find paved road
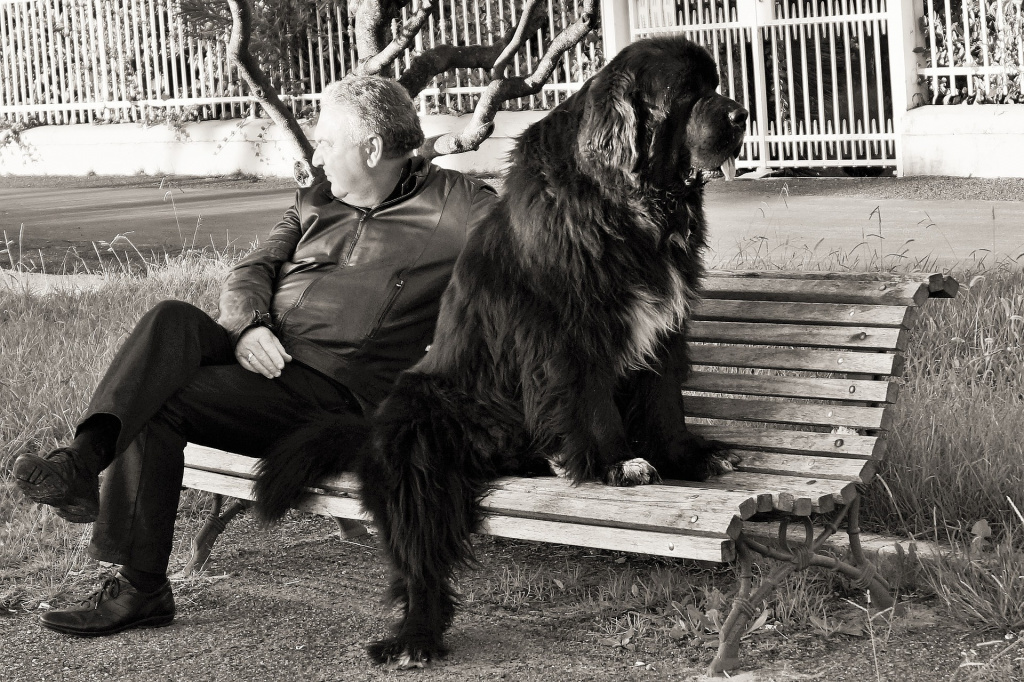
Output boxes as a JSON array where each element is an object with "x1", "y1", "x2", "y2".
[{"x1": 2, "y1": 176, "x2": 1023, "y2": 271}]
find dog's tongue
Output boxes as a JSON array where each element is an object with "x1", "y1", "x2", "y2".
[{"x1": 721, "y1": 156, "x2": 736, "y2": 181}]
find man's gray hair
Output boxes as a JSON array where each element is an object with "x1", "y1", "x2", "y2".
[{"x1": 321, "y1": 76, "x2": 424, "y2": 158}]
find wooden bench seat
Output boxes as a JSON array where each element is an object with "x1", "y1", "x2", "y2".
[{"x1": 180, "y1": 270, "x2": 958, "y2": 676}]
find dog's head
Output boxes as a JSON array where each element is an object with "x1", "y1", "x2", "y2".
[{"x1": 577, "y1": 36, "x2": 747, "y2": 190}]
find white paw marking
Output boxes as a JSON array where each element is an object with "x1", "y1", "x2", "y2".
[
  {"x1": 609, "y1": 458, "x2": 661, "y2": 486},
  {"x1": 390, "y1": 653, "x2": 425, "y2": 670}
]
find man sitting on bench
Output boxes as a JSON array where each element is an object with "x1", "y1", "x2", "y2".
[{"x1": 13, "y1": 75, "x2": 498, "y2": 637}]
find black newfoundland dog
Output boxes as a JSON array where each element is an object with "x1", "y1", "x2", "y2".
[
  {"x1": 251, "y1": 35, "x2": 747, "y2": 668},
  {"x1": 358, "y1": 36, "x2": 747, "y2": 667}
]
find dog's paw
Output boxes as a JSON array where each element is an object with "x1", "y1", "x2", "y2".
[
  {"x1": 367, "y1": 637, "x2": 445, "y2": 670},
  {"x1": 708, "y1": 450, "x2": 742, "y2": 476},
  {"x1": 604, "y1": 458, "x2": 662, "y2": 486}
]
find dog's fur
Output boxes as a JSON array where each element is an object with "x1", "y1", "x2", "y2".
[{"x1": 348, "y1": 36, "x2": 749, "y2": 668}]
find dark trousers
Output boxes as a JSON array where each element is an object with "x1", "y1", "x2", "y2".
[{"x1": 84, "y1": 300, "x2": 361, "y2": 574}]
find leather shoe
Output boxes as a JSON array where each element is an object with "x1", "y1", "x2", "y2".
[
  {"x1": 13, "y1": 447, "x2": 99, "y2": 523},
  {"x1": 40, "y1": 573, "x2": 175, "y2": 636}
]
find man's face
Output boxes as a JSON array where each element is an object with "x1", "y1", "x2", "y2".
[{"x1": 312, "y1": 105, "x2": 371, "y2": 202}]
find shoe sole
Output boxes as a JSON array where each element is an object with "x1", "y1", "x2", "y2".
[
  {"x1": 39, "y1": 613, "x2": 174, "y2": 637},
  {"x1": 13, "y1": 454, "x2": 98, "y2": 523}
]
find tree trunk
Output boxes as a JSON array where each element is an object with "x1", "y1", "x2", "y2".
[{"x1": 225, "y1": 0, "x2": 323, "y2": 186}]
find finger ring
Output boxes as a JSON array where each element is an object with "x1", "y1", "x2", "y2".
[{"x1": 247, "y1": 351, "x2": 254, "y2": 363}]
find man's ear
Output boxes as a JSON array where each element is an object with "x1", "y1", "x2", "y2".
[{"x1": 364, "y1": 135, "x2": 384, "y2": 168}]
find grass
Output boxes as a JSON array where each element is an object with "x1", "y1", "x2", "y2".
[{"x1": 2, "y1": 225, "x2": 1024, "y2": 657}]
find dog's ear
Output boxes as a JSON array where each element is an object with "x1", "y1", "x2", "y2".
[{"x1": 577, "y1": 67, "x2": 639, "y2": 182}]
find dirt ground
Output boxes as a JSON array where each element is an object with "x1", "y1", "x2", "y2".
[{"x1": 0, "y1": 509, "x2": 985, "y2": 682}]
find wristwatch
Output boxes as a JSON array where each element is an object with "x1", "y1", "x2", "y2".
[{"x1": 241, "y1": 309, "x2": 273, "y2": 335}]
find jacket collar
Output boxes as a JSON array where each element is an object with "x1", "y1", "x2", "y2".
[{"x1": 319, "y1": 156, "x2": 431, "y2": 206}]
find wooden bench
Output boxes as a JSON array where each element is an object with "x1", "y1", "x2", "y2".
[{"x1": 180, "y1": 270, "x2": 958, "y2": 676}]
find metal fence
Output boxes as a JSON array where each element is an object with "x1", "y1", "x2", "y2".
[
  {"x1": 0, "y1": 0, "x2": 599, "y2": 125},
  {"x1": 633, "y1": 0, "x2": 898, "y2": 170},
  {"x1": 919, "y1": 0, "x2": 1023, "y2": 104}
]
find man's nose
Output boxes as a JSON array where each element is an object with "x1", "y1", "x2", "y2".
[{"x1": 312, "y1": 147, "x2": 323, "y2": 167}]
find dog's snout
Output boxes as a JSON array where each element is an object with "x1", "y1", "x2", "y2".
[{"x1": 729, "y1": 107, "x2": 748, "y2": 127}]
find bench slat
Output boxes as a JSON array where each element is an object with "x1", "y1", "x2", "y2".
[
  {"x1": 684, "y1": 396, "x2": 891, "y2": 430},
  {"x1": 679, "y1": 473, "x2": 858, "y2": 515},
  {"x1": 694, "y1": 299, "x2": 915, "y2": 328},
  {"x1": 689, "y1": 321, "x2": 906, "y2": 351},
  {"x1": 688, "y1": 425, "x2": 883, "y2": 459},
  {"x1": 183, "y1": 446, "x2": 751, "y2": 538},
  {"x1": 480, "y1": 516, "x2": 735, "y2": 563},
  {"x1": 181, "y1": 458, "x2": 738, "y2": 563},
  {"x1": 706, "y1": 270, "x2": 959, "y2": 299},
  {"x1": 490, "y1": 478, "x2": 758, "y2": 520},
  {"x1": 689, "y1": 345, "x2": 902, "y2": 376},
  {"x1": 702, "y1": 277, "x2": 931, "y2": 306},
  {"x1": 729, "y1": 449, "x2": 877, "y2": 482},
  {"x1": 482, "y1": 488, "x2": 743, "y2": 539},
  {"x1": 682, "y1": 371, "x2": 896, "y2": 403}
]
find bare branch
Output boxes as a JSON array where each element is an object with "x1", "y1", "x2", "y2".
[
  {"x1": 398, "y1": 0, "x2": 547, "y2": 96},
  {"x1": 419, "y1": 0, "x2": 599, "y2": 160},
  {"x1": 490, "y1": 0, "x2": 546, "y2": 78},
  {"x1": 225, "y1": 0, "x2": 322, "y2": 186},
  {"x1": 357, "y1": 0, "x2": 438, "y2": 76},
  {"x1": 352, "y1": 0, "x2": 411, "y2": 66}
]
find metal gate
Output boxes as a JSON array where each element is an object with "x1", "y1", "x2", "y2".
[{"x1": 630, "y1": 0, "x2": 897, "y2": 172}]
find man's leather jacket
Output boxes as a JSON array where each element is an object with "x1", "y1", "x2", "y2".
[{"x1": 218, "y1": 158, "x2": 498, "y2": 411}]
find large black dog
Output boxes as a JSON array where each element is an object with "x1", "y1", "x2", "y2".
[{"x1": 355, "y1": 36, "x2": 748, "y2": 667}]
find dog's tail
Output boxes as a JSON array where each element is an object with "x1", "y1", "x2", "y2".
[
  {"x1": 252, "y1": 412, "x2": 370, "y2": 525},
  {"x1": 359, "y1": 372, "x2": 498, "y2": 589}
]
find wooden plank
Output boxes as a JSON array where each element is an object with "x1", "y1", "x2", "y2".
[
  {"x1": 707, "y1": 270, "x2": 946, "y2": 287},
  {"x1": 728, "y1": 449, "x2": 877, "y2": 482},
  {"x1": 480, "y1": 516, "x2": 734, "y2": 562},
  {"x1": 702, "y1": 276, "x2": 930, "y2": 306},
  {"x1": 693, "y1": 299, "x2": 915, "y2": 328},
  {"x1": 684, "y1": 396, "x2": 891, "y2": 430},
  {"x1": 678, "y1": 473, "x2": 857, "y2": 515},
  {"x1": 184, "y1": 444, "x2": 260, "y2": 477},
  {"x1": 689, "y1": 345, "x2": 902, "y2": 376},
  {"x1": 181, "y1": 466, "x2": 734, "y2": 563},
  {"x1": 183, "y1": 446, "x2": 752, "y2": 537},
  {"x1": 682, "y1": 371, "x2": 897, "y2": 403},
  {"x1": 483, "y1": 488, "x2": 742, "y2": 538},
  {"x1": 488, "y1": 478, "x2": 758, "y2": 519},
  {"x1": 688, "y1": 425, "x2": 885, "y2": 459},
  {"x1": 689, "y1": 321, "x2": 907, "y2": 351},
  {"x1": 182, "y1": 466, "x2": 256, "y2": 500}
]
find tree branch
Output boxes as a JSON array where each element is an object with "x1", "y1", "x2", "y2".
[
  {"x1": 225, "y1": 0, "x2": 322, "y2": 186},
  {"x1": 418, "y1": 0, "x2": 599, "y2": 159},
  {"x1": 357, "y1": 0, "x2": 438, "y2": 76},
  {"x1": 489, "y1": 0, "x2": 546, "y2": 78},
  {"x1": 352, "y1": 0, "x2": 410, "y2": 67},
  {"x1": 398, "y1": 0, "x2": 548, "y2": 97}
]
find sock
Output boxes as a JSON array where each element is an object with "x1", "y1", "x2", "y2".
[
  {"x1": 71, "y1": 414, "x2": 120, "y2": 474},
  {"x1": 119, "y1": 566, "x2": 167, "y2": 593}
]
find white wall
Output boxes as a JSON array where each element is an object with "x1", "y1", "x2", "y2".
[
  {"x1": 0, "y1": 111, "x2": 547, "y2": 178},
  {"x1": 4, "y1": 106, "x2": 1024, "y2": 178},
  {"x1": 900, "y1": 105, "x2": 1024, "y2": 178}
]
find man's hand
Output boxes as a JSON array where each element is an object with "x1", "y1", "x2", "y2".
[{"x1": 236, "y1": 327, "x2": 293, "y2": 378}]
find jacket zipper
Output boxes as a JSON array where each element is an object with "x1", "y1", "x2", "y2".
[
  {"x1": 343, "y1": 213, "x2": 368, "y2": 266},
  {"x1": 367, "y1": 278, "x2": 405, "y2": 339},
  {"x1": 342, "y1": 184, "x2": 419, "y2": 266}
]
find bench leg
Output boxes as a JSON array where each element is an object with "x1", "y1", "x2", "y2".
[
  {"x1": 708, "y1": 540, "x2": 755, "y2": 675},
  {"x1": 708, "y1": 494, "x2": 895, "y2": 676},
  {"x1": 334, "y1": 517, "x2": 369, "y2": 539},
  {"x1": 180, "y1": 494, "x2": 250, "y2": 576}
]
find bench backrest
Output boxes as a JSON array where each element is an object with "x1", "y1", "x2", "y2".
[{"x1": 680, "y1": 271, "x2": 958, "y2": 517}]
